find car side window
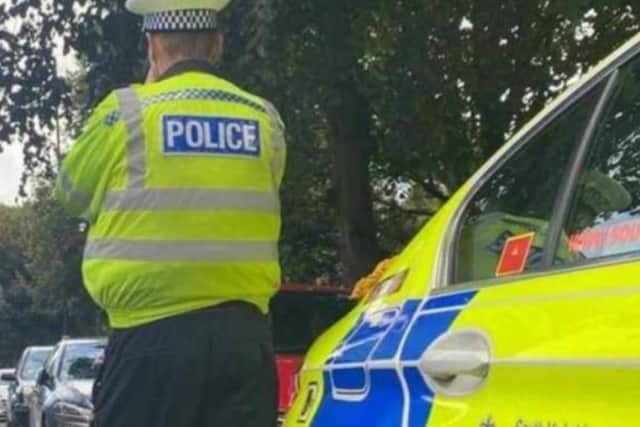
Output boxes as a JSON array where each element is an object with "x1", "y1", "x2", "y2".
[
  {"x1": 560, "y1": 56, "x2": 640, "y2": 263},
  {"x1": 453, "y1": 83, "x2": 606, "y2": 284}
]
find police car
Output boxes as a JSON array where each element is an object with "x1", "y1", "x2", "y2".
[{"x1": 284, "y1": 32, "x2": 640, "y2": 427}]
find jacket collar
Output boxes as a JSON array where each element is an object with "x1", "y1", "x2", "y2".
[{"x1": 156, "y1": 59, "x2": 219, "y2": 82}]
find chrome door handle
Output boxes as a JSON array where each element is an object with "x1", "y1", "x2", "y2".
[
  {"x1": 420, "y1": 349, "x2": 489, "y2": 380},
  {"x1": 418, "y1": 330, "x2": 491, "y2": 396}
]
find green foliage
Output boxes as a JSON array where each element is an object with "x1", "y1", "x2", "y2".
[
  {"x1": 245, "y1": 0, "x2": 640, "y2": 280},
  {"x1": 0, "y1": 195, "x2": 103, "y2": 366}
]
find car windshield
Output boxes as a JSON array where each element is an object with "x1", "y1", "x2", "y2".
[
  {"x1": 59, "y1": 342, "x2": 106, "y2": 382},
  {"x1": 19, "y1": 349, "x2": 52, "y2": 381},
  {"x1": 270, "y1": 291, "x2": 354, "y2": 354}
]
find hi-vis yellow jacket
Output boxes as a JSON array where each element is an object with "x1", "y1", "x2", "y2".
[{"x1": 56, "y1": 64, "x2": 286, "y2": 328}]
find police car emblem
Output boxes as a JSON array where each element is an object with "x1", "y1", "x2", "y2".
[
  {"x1": 163, "y1": 115, "x2": 261, "y2": 157},
  {"x1": 480, "y1": 416, "x2": 496, "y2": 427}
]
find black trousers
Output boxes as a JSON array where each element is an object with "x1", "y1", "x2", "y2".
[{"x1": 92, "y1": 302, "x2": 278, "y2": 427}]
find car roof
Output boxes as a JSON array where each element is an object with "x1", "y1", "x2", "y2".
[
  {"x1": 24, "y1": 346, "x2": 54, "y2": 353},
  {"x1": 59, "y1": 337, "x2": 107, "y2": 345}
]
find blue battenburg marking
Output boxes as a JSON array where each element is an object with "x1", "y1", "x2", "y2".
[
  {"x1": 331, "y1": 367, "x2": 367, "y2": 391},
  {"x1": 331, "y1": 307, "x2": 400, "y2": 365},
  {"x1": 312, "y1": 290, "x2": 478, "y2": 427},
  {"x1": 332, "y1": 340, "x2": 378, "y2": 364},
  {"x1": 372, "y1": 300, "x2": 420, "y2": 360},
  {"x1": 162, "y1": 115, "x2": 261, "y2": 157},
  {"x1": 312, "y1": 371, "x2": 404, "y2": 427},
  {"x1": 346, "y1": 309, "x2": 398, "y2": 343},
  {"x1": 401, "y1": 311, "x2": 462, "y2": 361},
  {"x1": 423, "y1": 290, "x2": 477, "y2": 310},
  {"x1": 404, "y1": 367, "x2": 435, "y2": 427}
]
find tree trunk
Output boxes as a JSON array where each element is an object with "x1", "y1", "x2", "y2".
[{"x1": 327, "y1": 78, "x2": 383, "y2": 286}]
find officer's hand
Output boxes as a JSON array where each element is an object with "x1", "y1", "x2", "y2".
[{"x1": 146, "y1": 66, "x2": 158, "y2": 84}]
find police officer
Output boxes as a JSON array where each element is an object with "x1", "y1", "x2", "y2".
[{"x1": 55, "y1": 0, "x2": 285, "y2": 425}]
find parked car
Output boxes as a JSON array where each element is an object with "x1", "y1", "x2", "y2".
[
  {"x1": 5, "y1": 346, "x2": 53, "y2": 427},
  {"x1": 271, "y1": 284, "x2": 353, "y2": 422},
  {"x1": 0, "y1": 368, "x2": 14, "y2": 423},
  {"x1": 29, "y1": 338, "x2": 106, "y2": 427},
  {"x1": 285, "y1": 32, "x2": 640, "y2": 426}
]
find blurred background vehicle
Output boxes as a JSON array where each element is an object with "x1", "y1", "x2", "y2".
[
  {"x1": 5, "y1": 347, "x2": 53, "y2": 427},
  {"x1": 270, "y1": 284, "x2": 353, "y2": 423},
  {"x1": 29, "y1": 338, "x2": 106, "y2": 427},
  {"x1": 0, "y1": 368, "x2": 14, "y2": 423}
]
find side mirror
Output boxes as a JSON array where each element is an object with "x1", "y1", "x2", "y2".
[
  {"x1": 1, "y1": 371, "x2": 16, "y2": 382},
  {"x1": 36, "y1": 369, "x2": 51, "y2": 387}
]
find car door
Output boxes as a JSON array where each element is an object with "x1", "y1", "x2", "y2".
[
  {"x1": 419, "y1": 49, "x2": 640, "y2": 426},
  {"x1": 7, "y1": 352, "x2": 24, "y2": 424},
  {"x1": 31, "y1": 346, "x2": 59, "y2": 427}
]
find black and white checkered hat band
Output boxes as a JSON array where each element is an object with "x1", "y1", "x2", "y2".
[{"x1": 143, "y1": 9, "x2": 217, "y2": 32}]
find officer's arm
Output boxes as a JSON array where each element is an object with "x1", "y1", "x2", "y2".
[
  {"x1": 268, "y1": 103, "x2": 287, "y2": 188},
  {"x1": 55, "y1": 95, "x2": 117, "y2": 222}
]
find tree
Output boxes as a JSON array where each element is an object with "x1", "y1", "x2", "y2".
[
  {"x1": 246, "y1": 0, "x2": 640, "y2": 282},
  {"x1": 0, "y1": 195, "x2": 102, "y2": 366},
  {"x1": 21, "y1": 187, "x2": 99, "y2": 336},
  {"x1": 1, "y1": 0, "x2": 639, "y2": 287}
]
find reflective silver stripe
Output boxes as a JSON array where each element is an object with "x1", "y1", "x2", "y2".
[
  {"x1": 84, "y1": 239, "x2": 278, "y2": 262},
  {"x1": 265, "y1": 101, "x2": 286, "y2": 150},
  {"x1": 104, "y1": 89, "x2": 269, "y2": 125},
  {"x1": 59, "y1": 169, "x2": 91, "y2": 209},
  {"x1": 271, "y1": 152, "x2": 285, "y2": 185},
  {"x1": 101, "y1": 188, "x2": 280, "y2": 213},
  {"x1": 265, "y1": 101, "x2": 286, "y2": 188},
  {"x1": 115, "y1": 88, "x2": 146, "y2": 189}
]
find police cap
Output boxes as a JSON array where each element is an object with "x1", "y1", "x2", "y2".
[{"x1": 126, "y1": 0, "x2": 231, "y2": 32}]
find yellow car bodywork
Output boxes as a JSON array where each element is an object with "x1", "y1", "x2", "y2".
[{"x1": 285, "y1": 33, "x2": 640, "y2": 427}]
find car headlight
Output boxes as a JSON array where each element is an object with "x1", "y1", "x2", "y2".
[
  {"x1": 55, "y1": 402, "x2": 93, "y2": 425},
  {"x1": 297, "y1": 382, "x2": 319, "y2": 423}
]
